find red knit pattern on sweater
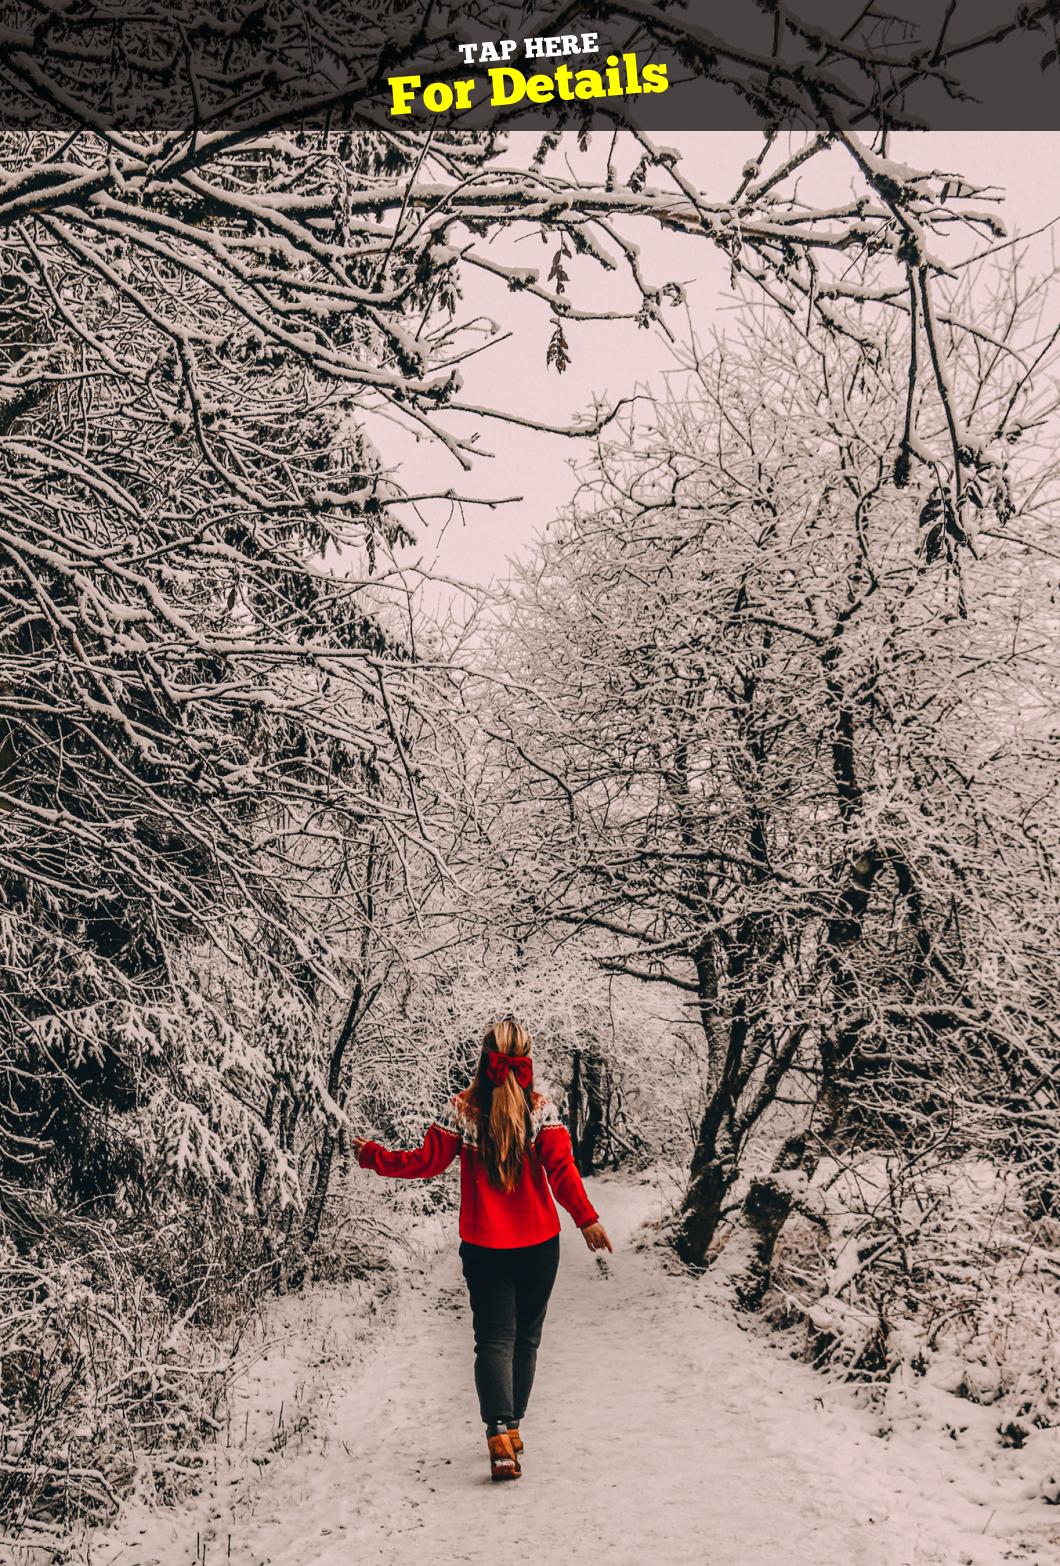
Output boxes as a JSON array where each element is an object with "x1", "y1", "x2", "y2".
[{"x1": 356, "y1": 1090, "x2": 599, "y2": 1247}]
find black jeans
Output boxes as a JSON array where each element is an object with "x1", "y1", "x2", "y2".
[{"x1": 458, "y1": 1234, "x2": 561, "y2": 1427}]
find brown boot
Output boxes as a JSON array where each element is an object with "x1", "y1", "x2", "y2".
[
  {"x1": 507, "y1": 1426, "x2": 524, "y2": 1457},
  {"x1": 487, "y1": 1431, "x2": 520, "y2": 1481}
]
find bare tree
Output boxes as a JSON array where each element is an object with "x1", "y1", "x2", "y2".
[{"x1": 482, "y1": 258, "x2": 1060, "y2": 1289}]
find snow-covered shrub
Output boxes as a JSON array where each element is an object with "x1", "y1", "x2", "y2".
[
  {"x1": 767, "y1": 1152, "x2": 1060, "y2": 1487},
  {"x1": 0, "y1": 1222, "x2": 245, "y2": 1540}
]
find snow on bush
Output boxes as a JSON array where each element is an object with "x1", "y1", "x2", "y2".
[
  {"x1": 767, "y1": 1153, "x2": 1060, "y2": 1502},
  {"x1": 0, "y1": 1226, "x2": 241, "y2": 1539}
]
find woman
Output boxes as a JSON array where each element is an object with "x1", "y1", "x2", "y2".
[{"x1": 353, "y1": 1016, "x2": 612, "y2": 1482}]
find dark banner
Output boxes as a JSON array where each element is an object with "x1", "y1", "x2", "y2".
[{"x1": 0, "y1": 0, "x2": 1057, "y2": 133}]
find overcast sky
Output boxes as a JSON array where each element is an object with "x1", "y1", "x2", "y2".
[{"x1": 372, "y1": 131, "x2": 1060, "y2": 595}]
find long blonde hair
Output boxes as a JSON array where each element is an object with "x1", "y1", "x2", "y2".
[{"x1": 465, "y1": 1017, "x2": 534, "y2": 1193}]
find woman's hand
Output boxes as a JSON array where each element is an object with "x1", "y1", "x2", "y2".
[
  {"x1": 581, "y1": 1221, "x2": 613, "y2": 1253},
  {"x1": 351, "y1": 1136, "x2": 371, "y2": 1158}
]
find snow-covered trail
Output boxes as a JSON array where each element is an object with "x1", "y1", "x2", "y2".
[
  {"x1": 88, "y1": 1172, "x2": 1055, "y2": 1566},
  {"x1": 234, "y1": 1193, "x2": 882, "y2": 1566}
]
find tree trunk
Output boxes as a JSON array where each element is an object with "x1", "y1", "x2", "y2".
[
  {"x1": 674, "y1": 940, "x2": 749, "y2": 1267},
  {"x1": 674, "y1": 1151, "x2": 736, "y2": 1267},
  {"x1": 567, "y1": 1047, "x2": 581, "y2": 1151},
  {"x1": 723, "y1": 1134, "x2": 814, "y2": 1307},
  {"x1": 576, "y1": 1058, "x2": 607, "y2": 1171},
  {"x1": 301, "y1": 974, "x2": 371, "y2": 1256}
]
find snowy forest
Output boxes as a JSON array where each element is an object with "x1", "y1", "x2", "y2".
[{"x1": 2, "y1": 3, "x2": 1060, "y2": 1561}]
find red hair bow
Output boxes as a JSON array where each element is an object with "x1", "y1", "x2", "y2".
[{"x1": 485, "y1": 1050, "x2": 533, "y2": 1089}]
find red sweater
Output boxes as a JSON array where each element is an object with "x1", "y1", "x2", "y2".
[{"x1": 356, "y1": 1089, "x2": 599, "y2": 1247}]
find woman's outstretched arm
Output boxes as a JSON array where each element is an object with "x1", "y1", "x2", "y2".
[
  {"x1": 353, "y1": 1120, "x2": 459, "y2": 1179},
  {"x1": 534, "y1": 1122, "x2": 613, "y2": 1252}
]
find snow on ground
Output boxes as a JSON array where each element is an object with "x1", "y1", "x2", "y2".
[{"x1": 69, "y1": 1171, "x2": 1060, "y2": 1566}]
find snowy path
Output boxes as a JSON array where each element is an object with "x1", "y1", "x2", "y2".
[{"x1": 87, "y1": 1172, "x2": 1056, "y2": 1566}]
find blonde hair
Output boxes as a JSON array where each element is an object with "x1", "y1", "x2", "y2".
[{"x1": 466, "y1": 1017, "x2": 534, "y2": 1193}]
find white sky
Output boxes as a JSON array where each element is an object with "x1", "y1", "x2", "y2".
[{"x1": 374, "y1": 132, "x2": 1060, "y2": 593}]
